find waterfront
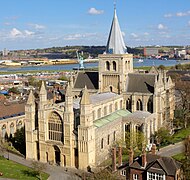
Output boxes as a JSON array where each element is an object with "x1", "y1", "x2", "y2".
[{"x1": 0, "y1": 59, "x2": 190, "y2": 72}]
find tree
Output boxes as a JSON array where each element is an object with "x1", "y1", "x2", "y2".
[
  {"x1": 158, "y1": 65, "x2": 165, "y2": 70},
  {"x1": 182, "y1": 135, "x2": 190, "y2": 179},
  {"x1": 175, "y1": 80, "x2": 190, "y2": 128},
  {"x1": 8, "y1": 87, "x2": 20, "y2": 94},
  {"x1": 154, "y1": 127, "x2": 171, "y2": 146},
  {"x1": 90, "y1": 169, "x2": 120, "y2": 180},
  {"x1": 11, "y1": 127, "x2": 26, "y2": 155},
  {"x1": 58, "y1": 75, "x2": 68, "y2": 81}
]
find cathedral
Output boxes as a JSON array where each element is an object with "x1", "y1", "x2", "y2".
[{"x1": 25, "y1": 8, "x2": 175, "y2": 170}]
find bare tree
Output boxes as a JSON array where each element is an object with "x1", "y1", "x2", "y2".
[{"x1": 183, "y1": 135, "x2": 190, "y2": 179}]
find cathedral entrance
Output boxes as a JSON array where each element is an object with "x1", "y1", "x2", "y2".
[{"x1": 54, "y1": 146, "x2": 61, "y2": 166}]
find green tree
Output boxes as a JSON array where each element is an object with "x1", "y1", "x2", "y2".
[
  {"x1": 182, "y1": 135, "x2": 190, "y2": 179},
  {"x1": 8, "y1": 87, "x2": 20, "y2": 94},
  {"x1": 11, "y1": 127, "x2": 26, "y2": 155},
  {"x1": 154, "y1": 127, "x2": 171, "y2": 146}
]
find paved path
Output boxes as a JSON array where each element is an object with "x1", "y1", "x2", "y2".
[
  {"x1": 0, "y1": 151, "x2": 82, "y2": 180},
  {"x1": 157, "y1": 141, "x2": 185, "y2": 157}
]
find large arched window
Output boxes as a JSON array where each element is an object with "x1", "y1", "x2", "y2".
[
  {"x1": 147, "y1": 97, "x2": 153, "y2": 113},
  {"x1": 2, "y1": 124, "x2": 6, "y2": 138},
  {"x1": 126, "y1": 98, "x2": 132, "y2": 112},
  {"x1": 106, "y1": 61, "x2": 110, "y2": 71},
  {"x1": 113, "y1": 61, "x2": 117, "y2": 71},
  {"x1": 136, "y1": 99, "x2": 143, "y2": 111},
  {"x1": 48, "y1": 112, "x2": 63, "y2": 142}
]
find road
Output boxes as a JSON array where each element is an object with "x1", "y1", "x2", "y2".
[{"x1": 157, "y1": 141, "x2": 185, "y2": 157}]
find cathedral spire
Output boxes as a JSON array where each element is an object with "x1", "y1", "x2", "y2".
[
  {"x1": 27, "y1": 90, "x2": 35, "y2": 105},
  {"x1": 106, "y1": 6, "x2": 127, "y2": 54},
  {"x1": 80, "y1": 85, "x2": 90, "y2": 105},
  {"x1": 40, "y1": 81, "x2": 46, "y2": 95}
]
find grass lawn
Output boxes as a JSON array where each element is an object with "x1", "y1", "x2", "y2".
[
  {"x1": 172, "y1": 153, "x2": 185, "y2": 162},
  {"x1": 172, "y1": 127, "x2": 190, "y2": 143},
  {"x1": 0, "y1": 156, "x2": 49, "y2": 180}
]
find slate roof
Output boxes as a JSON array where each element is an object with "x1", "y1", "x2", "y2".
[
  {"x1": 130, "y1": 154, "x2": 182, "y2": 176},
  {"x1": 124, "y1": 111, "x2": 152, "y2": 121},
  {"x1": 74, "y1": 71, "x2": 99, "y2": 90},
  {"x1": 0, "y1": 100, "x2": 26, "y2": 120},
  {"x1": 126, "y1": 73, "x2": 156, "y2": 94}
]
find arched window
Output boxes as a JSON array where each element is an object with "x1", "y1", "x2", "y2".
[
  {"x1": 113, "y1": 131, "x2": 116, "y2": 141},
  {"x1": 48, "y1": 112, "x2": 63, "y2": 142},
  {"x1": 17, "y1": 121, "x2": 22, "y2": 129},
  {"x1": 2, "y1": 124, "x2": 6, "y2": 138},
  {"x1": 109, "y1": 104, "x2": 112, "y2": 113},
  {"x1": 147, "y1": 97, "x2": 153, "y2": 113},
  {"x1": 104, "y1": 106, "x2": 107, "y2": 116},
  {"x1": 126, "y1": 98, "x2": 132, "y2": 112},
  {"x1": 136, "y1": 99, "x2": 143, "y2": 111},
  {"x1": 120, "y1": 100, "x2": 123, "y2": 109},
  {"x1": 106, "y1": 61, "x2": 110, "y2": 71},
  {"x1": 98, "y1": 108, "x2": 101, "y2": 118},
  {"x1": 92, "y1": 110, "x2": 95, "y2": 120},
  {"x1": 101, "y1": 138, "x2": 104, "y2": 149},
  {"x1": 115, "y1": 102, "x2": 118, "y2": 111},
  {"x1": 113, "y1": 61, "x2": 116, "y2": 71},
  {"x1": 10, "y1": 123, "x2": 14, "y2": 137}
]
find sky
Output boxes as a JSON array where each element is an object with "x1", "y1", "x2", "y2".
[{"x1": 0, "y1": 0, "x2": 190, "y2": 50}]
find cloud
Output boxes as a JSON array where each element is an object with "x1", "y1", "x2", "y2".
[
  {"x1": 164, "y1": 14, "x2": 173, "y2": 18},
  {"x1": 28, "y1": 23, "x2": 46, "y2": 30},
  {"x1": 157, "y1": 24, "x2": 167, "y2": 30},
  {"x1": 10, "y1": 28, "x2": 23, "y2": 37},
  {"x1": 24, "y1": 30, "x2": 35, "y2": 36},
  {"x1": 130, "y1": 33, "x2": 138, "y2": 38},
  {"x1": 188, "y1": 21, "x2": 190, "y2": 26},
  {"x1": 88, "y1": 8, "x2": 104, "y2": 15},
  {"x1": 144, "y1": 32, "x2": 149, "y2": 36},
  {"x1": 64, "y1": 33, "x2": 98, "y2": 41}
]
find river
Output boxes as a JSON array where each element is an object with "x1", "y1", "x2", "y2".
[{"x1": 0, "y1": 59, "x2": 189, "y2": 72}]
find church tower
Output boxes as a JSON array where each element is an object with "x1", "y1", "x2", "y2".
[
  {"x1": 25, "y1": 90, "x2": 37, "y2": 160},
  {"x1": 99, "y1": 7, "x2": 133, "y2": 94},
  {"x1": 78, "y1": 86, "x2": 95, "y2": 169}
]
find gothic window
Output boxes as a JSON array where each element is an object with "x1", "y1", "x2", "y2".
[
  {"x1": 98, "y1": 108, "x2": 101, "y2": 118},
  {"x1": 136, "y1": 99, "x2": 143, "y2": 111},
  {"x1": 104, "y1": 106, "x2": 107, "y2": 116},
  {"x1": 107, "y1": 135, "x2": 110, "y2": 145},
  {"x1": 147, "y1": 97, "x2": 153, "y2": 113},
  {"x1": 92, "y1": 110, "x2": 95, "y2": 120},
  {"x1": 101, "y1": 138, "x2": 104, "y2": 149},
  {"x1": 115, "y1": 102, "x2": 118, "y2": 111},
  {"x1": 48, "y1": 112, "x2": 63, "y2": 142},
  {"x1": 17, "y1": 121, "x2": 22, "y2": 129},
  {"x1": 1, "y1": 124, "x2": 6, "y2": 138},
  {"x1": 126, "y1": 98, "x2": 132, "y2": 112},
  {"x1": 113, "y1": 61, "x2": 117, "y2": 71},
  {"x1": 120, "y1": 100, "x2": 123, "y2": 109},
  {"x1": 106, "y1": 61, "x2": 110, "y2": 71},
  {"x1": 10, "y1": 123, "x2": 14, "y2": 137},
  {"x1": 109, "y1": 104, "x2": 113, "y2": 113}
]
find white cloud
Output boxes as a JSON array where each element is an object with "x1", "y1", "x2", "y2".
[
  {"x1": 176, "y1": 11, "x2": 190, "y2": 17},
  {"x1": 144, "y1": 32, "x2": 149, "y2": 36},
  {"x1": 10, "y1": 28, "x2": 22, "y2": 37},
  {"x1": 64, "y1": 33, "x2": 97, "y2": 41},
  {"x1": 24, "y1": 30, "x2": 35, "y2": 36},
  {"x1": 29, "y1": 23, "x2": 46, "y2": 30},
  {"x1": 157, "y1": 24, "x2": 167, "y2": 30},
  {"x1": 164, "y1": 13, "x2": 173, "y2": 18},
  {"x1": 188, "y1": 21, "x2": 190, "y2": 26},
  {"x1": 88, "y1": 8, "x2": 104, "y2": 15},
  {"x1": 130, "y1": 33, "x2": 138, "y2": 38},
  {"x1": 121, "y1": 31, "x2": 125, "y2": 37}
]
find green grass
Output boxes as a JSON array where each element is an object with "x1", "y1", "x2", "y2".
[
  {"x1": 172, "y1": 127, "x2": 190, "y2": 143},
  {"x1": 0, "y1": 156, "x2": 49, "y2": 180},
  {"x1": 172, "y1": 153, "x2": 185, "y2": 162}
]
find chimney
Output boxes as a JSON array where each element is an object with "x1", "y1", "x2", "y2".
[
  {"x1": 151, "y1": 144, "x2": 156, "y2": 155},
  {"x1": 118, "y1": 146, "x2": 122, "y2": 167},
  {"x1": 142, "y1": 149, "x2": 147, "y2": 167},
  {"x1": 112, "y1": 147, "x2": 116, "y2": 172},
  {"x1": 129, "y1": 147, "x2": 134, "y2": 165}
]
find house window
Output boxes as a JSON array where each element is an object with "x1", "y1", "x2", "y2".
[
  {"x1": 133, "y1": 174, "x2": 139, "y2": 180},
  {"x1": 120, "y1": 170, "x2": 126, "y2": 176},
  {"x1": 147, "y1": 172, "x2": 164, "y2": 180}
]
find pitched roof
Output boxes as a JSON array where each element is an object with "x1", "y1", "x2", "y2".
[
  {"x1": 126, "y1": 73, "x2": 156, "y2": 93},
  {"x1": 74, "y1": 71, "x2": 99, "y2": 90},
  {"x1": 106, "y1": 8, "x2": 127, "y2": 54},
  {"x1": 130, "y1": 154, "x2": 182, "y2": 176},
  {"x1": 0, "y1": 100, "x2": 25, "y2": 120}
]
